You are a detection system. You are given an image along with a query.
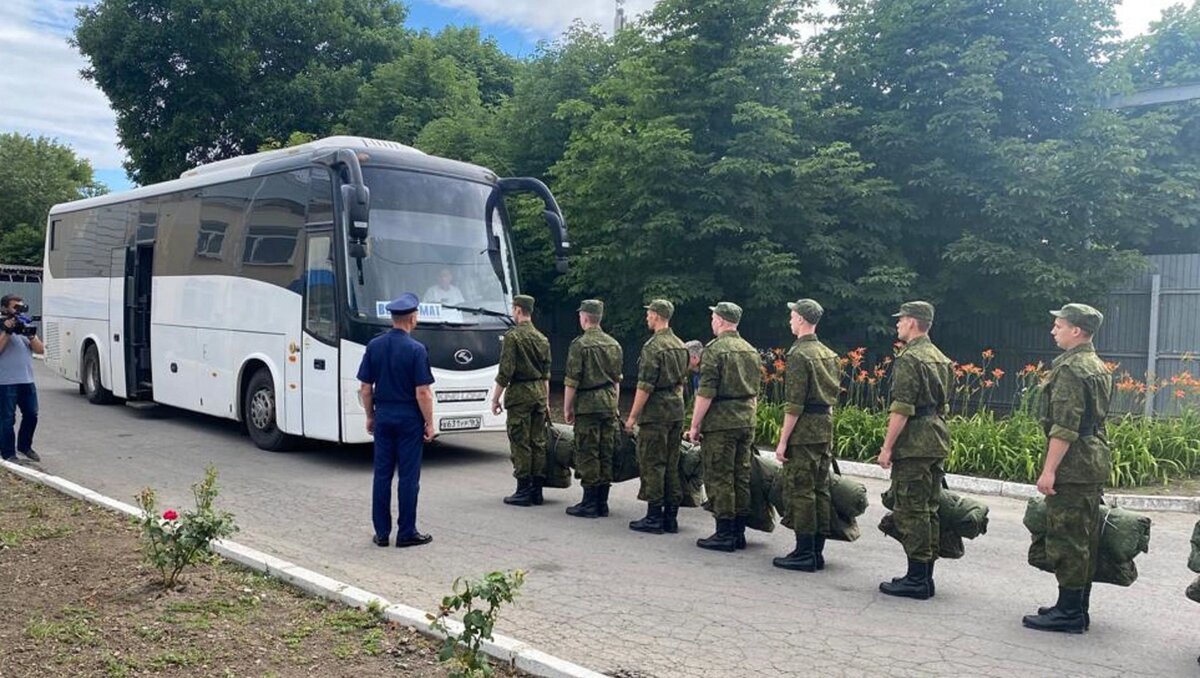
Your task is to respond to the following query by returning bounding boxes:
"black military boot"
[773,533,818,572]
[879,560,934,600]
[1023,588,1087,633]
[734,515,748,550]
[503,478,533,507]
[662,505,680,533]
[696,518,737,552]
[629,503,665,534]
[596,484,611,517]
[1038,583,1091,630]
[814,534,827,571]
[566,487,601,518]
[531,476,545,506]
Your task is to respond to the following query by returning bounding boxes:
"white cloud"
[1116,0,1186,38]
[0,0,125,172]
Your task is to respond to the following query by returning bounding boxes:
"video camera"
[2,302,37,337]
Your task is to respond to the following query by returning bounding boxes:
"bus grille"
[44,321,60,362]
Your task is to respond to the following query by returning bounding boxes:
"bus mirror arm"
[498,177,569,274]
[315,149,371,241]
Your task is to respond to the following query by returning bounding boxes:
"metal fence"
[0,264,43,318]
[940,254,1200,416]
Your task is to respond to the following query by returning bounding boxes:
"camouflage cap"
[1050,303,1103,335]
[513,294,535,313]
[892,300,935,323]
[577,299,604,316]
[709,301,743,324]
[644,298,674,320]
[787,298,824,324]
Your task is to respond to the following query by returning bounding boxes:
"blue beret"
[386,293,420,314]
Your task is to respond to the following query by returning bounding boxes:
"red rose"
[162,510,179,521]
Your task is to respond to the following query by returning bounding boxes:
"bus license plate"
[440,416,481,432]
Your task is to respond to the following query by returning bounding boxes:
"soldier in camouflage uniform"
[683,340,704,409]
[563,299,623,518]
[1023,303,1112,634]
[687,302,760,552]
[625,299,690,534]
[772,299,840,572]
[492,294,552,507]
[877,301,952,600]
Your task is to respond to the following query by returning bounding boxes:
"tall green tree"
[74,0,408,184]
[0,134,105,265]
[819,0,1151,321]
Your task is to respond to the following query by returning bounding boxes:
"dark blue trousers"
[372,418,424,541]
[0,382,37,460]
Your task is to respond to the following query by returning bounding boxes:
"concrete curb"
[831,458,1200,514]
[0,459,609,678]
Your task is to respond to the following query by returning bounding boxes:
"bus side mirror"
[544,210,569,273]
[341,184,370,241]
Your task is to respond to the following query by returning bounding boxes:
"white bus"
[42,136,568,449]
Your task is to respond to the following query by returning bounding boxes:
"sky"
[0,0,1188,193]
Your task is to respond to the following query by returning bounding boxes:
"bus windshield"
[349,168,514,325]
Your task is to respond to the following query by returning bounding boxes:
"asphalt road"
[10,365,1200,677]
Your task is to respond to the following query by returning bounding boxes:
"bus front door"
[301,231,340,441]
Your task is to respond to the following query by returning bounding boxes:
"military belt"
[913,405,941,418]
[1078,420,1103,437]
[802,403,833,415]
[653,384,682,392]
[576,382,615,393]
[713,394,755,402]
[510,376,543,384]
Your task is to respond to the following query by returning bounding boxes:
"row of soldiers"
[489,293,1111,635]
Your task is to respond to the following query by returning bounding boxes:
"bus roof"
[48,136,499,217]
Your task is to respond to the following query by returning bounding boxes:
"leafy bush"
[133,466,238,588]
[429,570,525,678]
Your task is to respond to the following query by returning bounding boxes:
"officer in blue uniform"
[357,293,436,548]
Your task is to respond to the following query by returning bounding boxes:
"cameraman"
[0,294,43,463]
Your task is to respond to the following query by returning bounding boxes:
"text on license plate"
[440,416,481,431]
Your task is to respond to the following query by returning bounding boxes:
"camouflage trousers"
[574,413,616,487]
[781,441,831,535]
[701,427,753,520]
[506,402,547,480]
[890,458,944,563]
[636,421,683,505]
[1045,483,1103,588]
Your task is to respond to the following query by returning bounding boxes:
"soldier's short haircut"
[915,319,931,332]
[583,312,602,325]
[685,340,704,359]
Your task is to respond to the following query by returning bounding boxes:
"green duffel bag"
[827,512,861,543]
[611,426,640,484]
[1187,575,1200,604]
[706,453,777,532]
[940,491,989,539]
[543,423,574,489]
[1189,520,1200,573]
[877,512,964,559]
[677,441,707,509]
[767,460,868,521]
[1024,497,1152,564]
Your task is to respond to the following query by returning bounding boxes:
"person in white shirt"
[423,268,465,305]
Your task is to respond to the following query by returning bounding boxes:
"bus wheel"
[82,344,115,405]
[243,369,293,451]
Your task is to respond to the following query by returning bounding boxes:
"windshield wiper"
[442,305,515,327]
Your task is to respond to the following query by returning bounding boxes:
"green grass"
[26,606,100,646]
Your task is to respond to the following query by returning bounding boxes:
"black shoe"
[734,515,747,550]
[1023,588,1087,633]
[371,534,389,547]
[396,532,433,548]
[531,477,545,506]
[697,518,737,552]
[17,449,39,462]
[596,484,610,517]
[814,534,827,571]
[773,533,819,572]
[504,478,534,507]
[880,560,934,600]
[663,505,679,534]
[1038,584,1091,630]
[629,503,665,534]
[566,486,601,518]
[0,454,15,463]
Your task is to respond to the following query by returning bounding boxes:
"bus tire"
[82,344,115,405]
[243,369,293,451]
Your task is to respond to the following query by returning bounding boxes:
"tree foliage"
[0,134,105,265]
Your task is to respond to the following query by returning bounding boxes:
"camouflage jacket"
[565,327,623,415]
[784,334,840,445]
[496,320,551,407]
[635,328,689,424]
[1040,342,1113,485]
[889,335,952,460]
[697,330,759,432]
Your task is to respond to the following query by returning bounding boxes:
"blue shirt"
[357,329,435,423]
[0,335,34,386]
